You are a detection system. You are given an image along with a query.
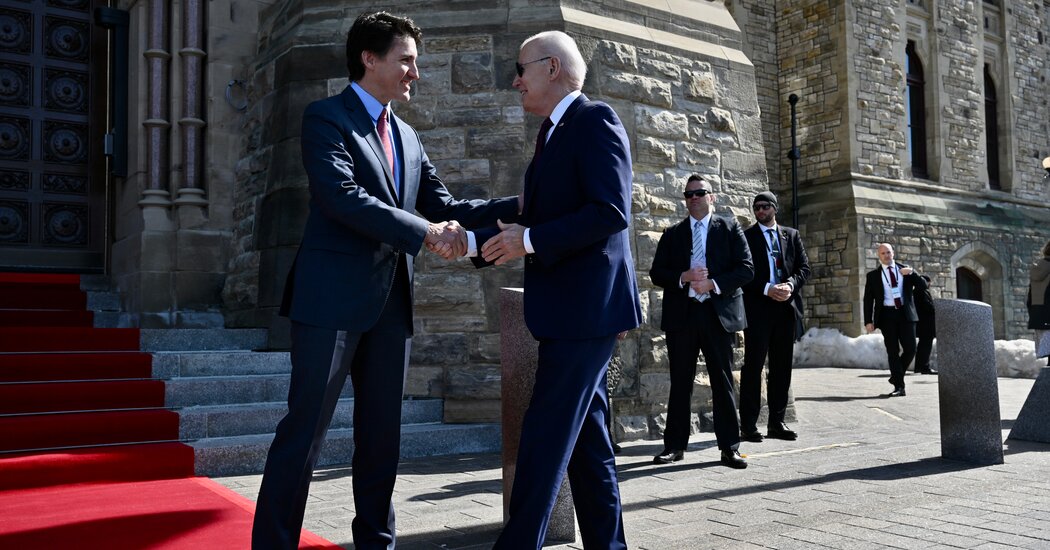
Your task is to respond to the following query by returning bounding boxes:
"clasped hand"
[768,283,793,302]
[682,267,714,294]
[481,220,527,265]
[424,220,467,260]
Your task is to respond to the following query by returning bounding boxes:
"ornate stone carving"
[42,202,87,245]
[0,169,30,191]
[0,116,30,160]
[0,62,31,107]
[43,120,87,164]
[44,16,88,61]
[43,173,86,194]
[0,200,28,243]
[44,68,87,113]
[0,9,32,54]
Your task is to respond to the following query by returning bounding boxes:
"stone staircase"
[155,350,501,476]
[80,277,501,477]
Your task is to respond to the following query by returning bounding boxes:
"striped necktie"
[691,220,708,301]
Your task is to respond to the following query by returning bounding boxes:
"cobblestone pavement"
[216,367,1050,549]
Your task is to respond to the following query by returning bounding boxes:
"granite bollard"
[499,288,575,542]
[1008,366,1050,443]
[934,299,1003,464]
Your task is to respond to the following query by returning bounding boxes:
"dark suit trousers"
[878,306,916,389]
[915,317,935,372]
[664,300,740,452]
[494,335,626,550]
[252,264,412,550]
[740,299,796,431]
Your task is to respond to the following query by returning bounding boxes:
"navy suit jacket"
[281,86,518,331]
[649,214,754,333]
[742,223,810,336]
[474,94,642,340]
[863,263,920,328]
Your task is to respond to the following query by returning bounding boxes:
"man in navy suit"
[471,31,642,550]
[739,191,810,443]
[649,176,754,469]
[863,242,921,397]
[251,12,519,550]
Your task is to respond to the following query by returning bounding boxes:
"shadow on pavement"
[620,456,982,512]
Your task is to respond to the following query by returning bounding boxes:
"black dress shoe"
[766,423,797,441]
[740,430,764,443]
[653,449,684,464]
[887,387,906,397]
[916,368,938,375]
[720,449,748,469]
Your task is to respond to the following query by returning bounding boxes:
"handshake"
[424,221,467,260]
[423,219,528,264]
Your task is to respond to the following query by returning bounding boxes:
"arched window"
[984,65,1001,190]
[956,267,983,302]
[906,41,928,179]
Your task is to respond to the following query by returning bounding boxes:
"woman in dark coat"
[1029,239,1050,365]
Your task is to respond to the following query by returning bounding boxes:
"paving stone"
[212,368,1049,549]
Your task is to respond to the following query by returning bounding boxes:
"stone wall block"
[411,333,468,366]
[685,71,717,102]
[599,40,638,71]
[426,35,491,54]
[418,128,466,160]
[678,142,721,173]
[174,271,226,311]
[445,365,502,400]
[452,53,494,93]
[414,272,486,314]
[405,366,444,398]
[636,136,676,166]
[176,230,230,272]
[635,105,689,139]
[431,159,491,184]
[601,72,672,108]
[255,187,309,249]
[468,126,526,158]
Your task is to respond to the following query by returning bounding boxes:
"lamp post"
[788,94,800,228]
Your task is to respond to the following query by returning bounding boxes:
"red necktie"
[888,267,903,308]
[534,117,553,160]
[377,107,395,176]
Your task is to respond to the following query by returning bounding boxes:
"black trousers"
[252,264,411,550]
[740,300,796,432]
[915,317,935,372]
[664,300,739,452]
[878,306,916,389]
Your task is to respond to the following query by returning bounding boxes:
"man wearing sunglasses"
[470,31,641,549]
[649,175,754,469]
[739,191,811,444]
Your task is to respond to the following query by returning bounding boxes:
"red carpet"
[0,273,340,549]
[0,477,340,549]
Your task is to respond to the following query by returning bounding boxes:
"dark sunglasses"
[515,56,552,77]
[683,189,710,199]
[753,203,774,211]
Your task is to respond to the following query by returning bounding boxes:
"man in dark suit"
[472,31,642,550]
[739,191,810,443]
[251,12,519,550]
[863,242,921,397]
[649,175,754,469]
[913,274,938,374]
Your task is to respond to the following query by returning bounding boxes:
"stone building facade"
[6,0,1046,444]
[728,0,1050,343]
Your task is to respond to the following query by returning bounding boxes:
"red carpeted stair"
[0,273,339,549]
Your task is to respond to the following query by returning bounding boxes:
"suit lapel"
[523,94,587,214]
[342,88,400,205]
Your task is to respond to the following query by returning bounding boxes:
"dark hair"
[686,174,704,185]
[345,12,423,81]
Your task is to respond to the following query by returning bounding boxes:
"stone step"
[85,291,120,312]
[178,397,443,439]
[191,422,502,476]
[151,351,292,378]
[164,373,353,407]
[141,329,268,352]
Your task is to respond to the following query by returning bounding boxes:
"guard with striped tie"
[649,175,754,469]
[740,191,811,443]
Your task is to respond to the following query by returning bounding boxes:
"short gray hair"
[521,31,587,90]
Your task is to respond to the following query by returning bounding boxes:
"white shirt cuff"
[763,283,772,296]
[466,231,478,257]
[524,228,535,254]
